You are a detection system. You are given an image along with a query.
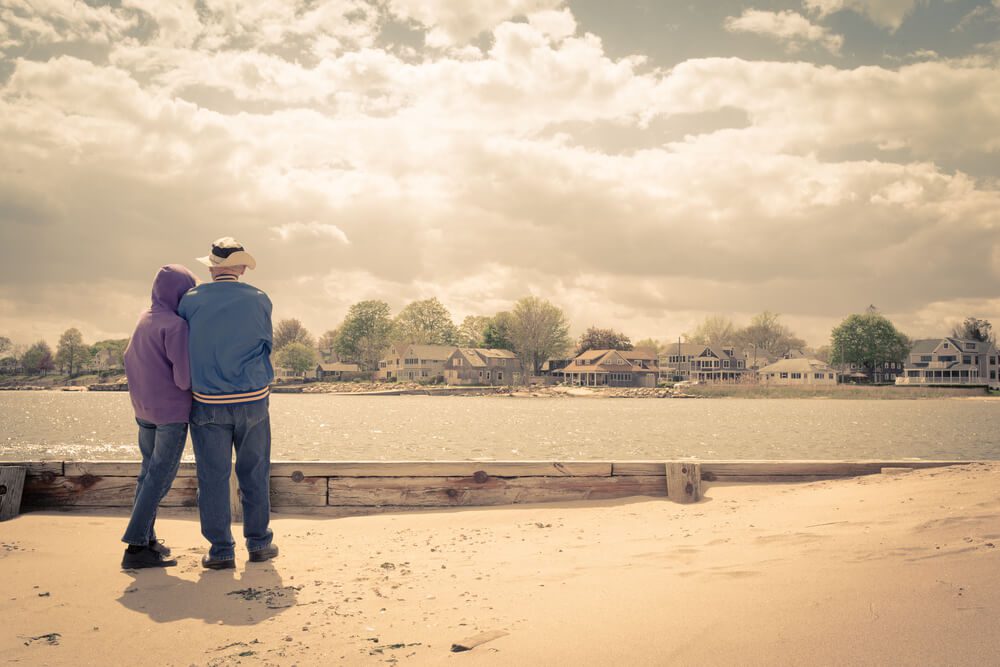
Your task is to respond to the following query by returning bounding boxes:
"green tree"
[483,312,514,350]
[508,296,572,376]
[575,326,633,355]
[0,336,10,355]
[736,311,806,358]
[633,338,663,356]
[275,342,318,376]
[829,312,910,371]
[273,319,314,351]
[392,297,457,345]
[952,317,994,343]
[317,329,340,362]
[56,328,88,376]
[91,339,128,370]
[456,315,492,348]
[22,340,55,375]
[335,300,394,371]
[685,315,738,348]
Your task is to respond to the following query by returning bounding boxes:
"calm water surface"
[1,392,999,461]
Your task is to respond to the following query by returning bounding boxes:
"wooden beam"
[272,461,612,477]
[3,461,64,476]
[666,462,700,503]
[64,461,198,477]
[271,476,327,507]
[0,466,26,521]
[327,475,665,507]
[23,475,197,508]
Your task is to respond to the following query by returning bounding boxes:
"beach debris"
[23,632,61,646]
[227,585,302,609]
[450,630,508,652]
[37,591,50,597]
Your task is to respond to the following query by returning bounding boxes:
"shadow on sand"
[117,561,298,625]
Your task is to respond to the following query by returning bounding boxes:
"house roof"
[559,350,658,374]
[758,358,836,374]
[475,348,518,359]
[399,344,457,360]
[318,362,361,372]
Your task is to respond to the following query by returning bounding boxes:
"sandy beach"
[3,462,1000,666]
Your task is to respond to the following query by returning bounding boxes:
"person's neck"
[213,274,240,282]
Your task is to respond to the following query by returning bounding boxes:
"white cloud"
[803,0,923,31]
[724,10,843,55]
[387,0,563,47]
[272,222,351,244]
[1,4,998,348]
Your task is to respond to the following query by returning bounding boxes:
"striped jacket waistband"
[193,386,270,405]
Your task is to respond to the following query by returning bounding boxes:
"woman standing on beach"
[119,264,197,569]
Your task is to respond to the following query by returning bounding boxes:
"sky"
[1,0,999,349]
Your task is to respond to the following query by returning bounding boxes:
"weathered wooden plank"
[666,462,700,503]
[65,461,198,477]
[272,461,612,477]
[0,466,26,520]
[327,475,665,507]
[614,460,969,477]
[23,476,197,508]
[3,461,64,476]
[271,476,327,507]
[704,475,850,484]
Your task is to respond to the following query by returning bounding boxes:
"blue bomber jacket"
[177,280,274,405]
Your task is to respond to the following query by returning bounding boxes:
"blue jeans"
[121,419,187,547]
[190,398,273,561]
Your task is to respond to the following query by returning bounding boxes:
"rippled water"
[1,392,999,461]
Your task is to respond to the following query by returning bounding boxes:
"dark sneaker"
[201,555,236,570]
[122,546,177,569]
[248,544,279,563]
[148,539,171,557]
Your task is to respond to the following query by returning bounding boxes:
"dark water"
[1,392,999,461]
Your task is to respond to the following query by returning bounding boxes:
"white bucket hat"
[196,237,257,270]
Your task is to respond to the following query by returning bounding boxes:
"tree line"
[3,305,993,380]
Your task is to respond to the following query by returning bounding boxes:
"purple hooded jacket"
[124,265,197,424]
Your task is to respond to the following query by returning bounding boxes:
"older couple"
[120,237,277,570]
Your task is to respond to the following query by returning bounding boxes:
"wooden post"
[666,461,701,503]
[0,466,26,521]
[230,460,243,523]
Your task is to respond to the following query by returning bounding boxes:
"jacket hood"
[151,264,197,311]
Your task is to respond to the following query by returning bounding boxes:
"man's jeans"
[121,419,187,547]
[190,398,273,561]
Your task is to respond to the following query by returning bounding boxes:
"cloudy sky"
[1,0,999,348]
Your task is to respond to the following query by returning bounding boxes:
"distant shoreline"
[0,379,994,399]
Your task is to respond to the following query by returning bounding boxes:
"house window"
[991,357,997,365]
[814,373,824,379]
[486,372,491,381]
[421,369,429,377]
[939,355,956,362]
[379,361,387,368]
[478,370,483,378]
[965,343,976,350]
[991,370,996,380]
[455,358,462,366]
[943,343,950,349]
[963,356,972,364]
[920,355,932,362]
[723,360,730,368]
[405,358,418,365]
[791,373,802,379]
[780,372,788,379]
[498,371,503,381]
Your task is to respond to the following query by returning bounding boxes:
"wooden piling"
[0,466,26,521]
[666,461,701,503]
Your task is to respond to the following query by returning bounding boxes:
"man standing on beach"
[178,237,278,569]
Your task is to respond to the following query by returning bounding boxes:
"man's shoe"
[122,546,177,569]
[248,544,279,563]
[201,555,236,570]
[148,539,171,557]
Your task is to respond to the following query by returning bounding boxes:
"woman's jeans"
[121,419,187,546]
[190,398,273,561]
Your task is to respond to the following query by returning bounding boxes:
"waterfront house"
[896,338,1000,390]
[553,349,659,388]
[315,362,365,381]
[659,343,750,383]
[443,348,524,385]
[840,361,904,384]
[758,358,839,385]
[376,344,457,383]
